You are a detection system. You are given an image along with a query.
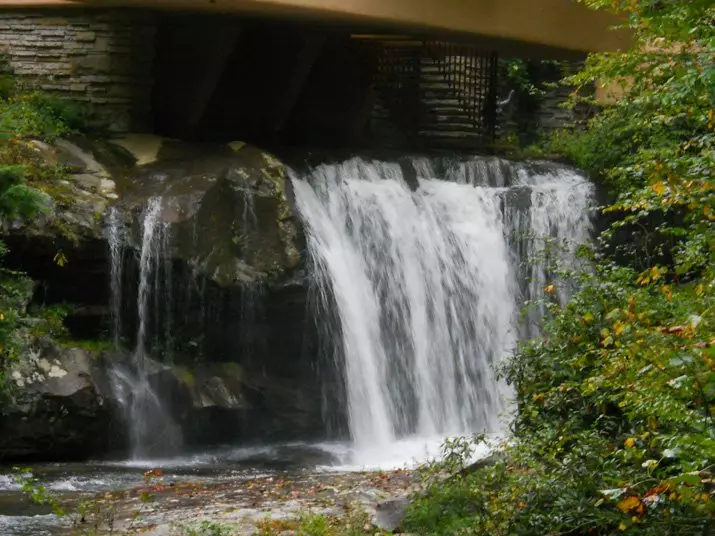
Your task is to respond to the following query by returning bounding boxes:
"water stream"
[107,198,182,459]
[291,156,594,453]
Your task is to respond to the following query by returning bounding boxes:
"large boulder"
[165,361,322,446]
[0,338,321,461]
[113,136,302,287]
[0,340,118,461]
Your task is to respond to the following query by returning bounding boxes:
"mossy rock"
[115,139,301,287]
[3,136,135,243]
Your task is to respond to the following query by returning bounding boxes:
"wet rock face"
[162,360,323,446]
[0,341,119,461]
[117,138,302,287]
[0,340,322,462]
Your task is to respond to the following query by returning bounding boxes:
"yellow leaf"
[619,522,628,531]
[544,284,555,295]
[614,322,626,336]
[617,496,644,514]
[651,182,667,196]
[624,438,636,448]
[53,252,68,267]
[650,266,662,281]
[660,285,672,301]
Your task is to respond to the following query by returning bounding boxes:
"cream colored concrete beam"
[0,0,629,53]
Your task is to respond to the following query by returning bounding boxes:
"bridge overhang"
[0,0,628,55]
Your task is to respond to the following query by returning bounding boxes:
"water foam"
[292,156,593,458]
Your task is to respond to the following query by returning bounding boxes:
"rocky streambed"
[0,443,424,535]
[108,467,414,535]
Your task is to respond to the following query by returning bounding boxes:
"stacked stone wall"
[0,9,155,132]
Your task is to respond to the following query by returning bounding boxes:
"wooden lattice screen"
[361,37,498,151]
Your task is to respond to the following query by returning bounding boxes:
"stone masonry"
[0,9,155,132]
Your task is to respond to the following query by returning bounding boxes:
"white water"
[292,156,594,452]
[107,207,124,348]
[107,198,182,458]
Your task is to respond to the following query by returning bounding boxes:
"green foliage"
[0,64,94,398]
[173,521,236,536]
[0,63,91,140]
[256,507,375,536]
[0,165,50,399]
[26,303,72,341]
[297,513,332,535]
[407,1,714,534]
[12,468,65,516]
[0,93,70,141]
[0,164,50,220]
[499,59,567,98]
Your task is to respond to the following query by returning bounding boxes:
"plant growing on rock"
[0,165,50,399]
[0,67,92,399]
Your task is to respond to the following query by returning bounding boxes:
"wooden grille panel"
[365,38,498,151]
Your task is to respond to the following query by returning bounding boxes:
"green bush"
[0,164,51,400]
[173,521,235,536]
[0,91,91,141]
[0,69,84,398]
[0,54,91,141]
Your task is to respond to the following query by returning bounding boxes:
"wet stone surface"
[90,469,415,534]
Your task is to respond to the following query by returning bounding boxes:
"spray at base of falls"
[107,200,182,459]
[291,156,594,453]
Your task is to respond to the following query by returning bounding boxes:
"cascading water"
[291,156,594,453]
[107,198,182,458]
[107,207,123,349]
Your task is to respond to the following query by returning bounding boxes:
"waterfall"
[107,198,182,459]
[291,156,594,449]
[107,207,123,349]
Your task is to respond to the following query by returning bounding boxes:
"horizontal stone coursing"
[0,9,155,132]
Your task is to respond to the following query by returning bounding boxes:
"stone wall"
[536,85,578,133]
[0,9,155,132]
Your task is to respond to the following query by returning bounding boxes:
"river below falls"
[1,437,480,535]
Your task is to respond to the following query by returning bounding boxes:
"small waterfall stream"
[292,156,594,451]
[107,207,123,349]
[107,198,182,459]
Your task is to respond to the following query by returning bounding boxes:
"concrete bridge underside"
[1,0,627,55]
